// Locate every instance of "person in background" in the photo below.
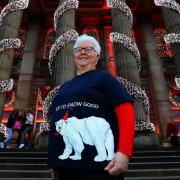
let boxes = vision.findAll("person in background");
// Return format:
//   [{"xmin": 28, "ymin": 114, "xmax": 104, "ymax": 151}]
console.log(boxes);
[
  {"xmin": 15, "ymin": 110, "xmax": 26, "ymax": 148},
  {"xmin": 18, "ymin": 108, "xmax": 34, "ymax": 149},
  {"xmin": 167, "ymin": 122, "xmax": 179, "ymax": 147},
  {"xmin": 0, "ymin": 109, "xmax": 19, "ymax": 148},
  {"xmin": 48, "ymin": 34, "xmax": 135, "ymax": 180}
]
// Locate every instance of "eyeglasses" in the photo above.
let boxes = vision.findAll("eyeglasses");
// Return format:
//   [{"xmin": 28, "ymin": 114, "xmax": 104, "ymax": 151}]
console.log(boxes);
[{"xmin": 74, "ymin": 46, "xmax": 96, "ymax": 54}]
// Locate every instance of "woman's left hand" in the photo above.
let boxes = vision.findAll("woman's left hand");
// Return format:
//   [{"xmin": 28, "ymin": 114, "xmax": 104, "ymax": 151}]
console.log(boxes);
[{"xmin": 104, "ymin": 152, "xmax": 129, "ymax": 176}]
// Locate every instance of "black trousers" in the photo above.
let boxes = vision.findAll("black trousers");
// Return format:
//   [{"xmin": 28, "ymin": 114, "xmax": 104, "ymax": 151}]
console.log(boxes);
[{"xmin": 57, "ymin": 170, "xmax": 124, "ymax": 180}]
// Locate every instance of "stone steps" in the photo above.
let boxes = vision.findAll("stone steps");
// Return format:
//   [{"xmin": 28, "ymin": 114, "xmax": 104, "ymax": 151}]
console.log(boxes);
[
  {"xmin": 0, "ymin": 157, "xmax": 48, "ymax": 164},
  {"xmin": 125, "ymin": 177, "xmax": 180, "ymax": 180},
  {"xmin": 0, "ymin": 151, "xmax": 48, "ymax": 157},
  {"xmin": 0, "ymin": 163, "xmax": 47, "ymax": 170},
  {"xmin": 127, "ymin": 169, "xmax": 180, "ymax": 177},
  {"xmin": 0, "ymin": 147, "xmax": 179, "ymax": 179},
  {"xmin": 130, "ymin": 156, "xmax": 180, "ymax": 162},
  {"xmin": 0, "ymin": 179, "xmax": 51, "ymax": 180},
  {"xmin": 128, "ymin": 162, "xmax": 180, "ymax": 169},
  {"xmin": 0, "ymin": 162, "xmax": 180, "ymax": 171},
  {"xmin": 0, "ymin": 178, "xmax": 179, "ymax": 180},
  {"xmin": 0, "ymin": 170, "xmax": 51, "ymax": 178}
]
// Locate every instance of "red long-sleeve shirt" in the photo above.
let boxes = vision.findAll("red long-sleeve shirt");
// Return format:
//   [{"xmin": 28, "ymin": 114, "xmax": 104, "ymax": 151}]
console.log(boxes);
[{"xmin": 115, "ymin": 102, "xmax": 135, "ymax": 158}]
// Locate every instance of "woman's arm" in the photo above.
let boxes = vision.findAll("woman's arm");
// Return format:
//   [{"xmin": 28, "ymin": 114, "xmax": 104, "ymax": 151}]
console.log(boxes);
[
  {"xmin": 105, "ymin": 102, "xmax": 135, "ymax": 175},
  {"xmin": 115, "ymin": 102, "xmax": 135, "ymax": 157}
]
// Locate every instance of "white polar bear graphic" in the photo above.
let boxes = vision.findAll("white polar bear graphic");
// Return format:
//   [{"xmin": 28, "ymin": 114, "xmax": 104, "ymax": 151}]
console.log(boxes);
[{"xmin": 55, "ymin": 116, "xmax": 115, "ymax": 162}]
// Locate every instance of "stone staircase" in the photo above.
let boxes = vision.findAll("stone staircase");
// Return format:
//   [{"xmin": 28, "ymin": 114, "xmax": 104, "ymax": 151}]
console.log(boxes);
[
  {"xmin": 0, "ymin": 147, "xmax": 180, "ymax": 180},
  {"xmin": 126, "ymin": 147, "xmax": 180, "ymax": 180},
  {"xmin": 0, "ymin": 149, "xmax": 50, "ymax": 180}
]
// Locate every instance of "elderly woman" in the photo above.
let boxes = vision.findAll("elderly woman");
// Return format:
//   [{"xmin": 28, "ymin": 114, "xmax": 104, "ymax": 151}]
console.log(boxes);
[{"xmin": 48, "ymin": 34, "xmax": 135, "ymax": 180}]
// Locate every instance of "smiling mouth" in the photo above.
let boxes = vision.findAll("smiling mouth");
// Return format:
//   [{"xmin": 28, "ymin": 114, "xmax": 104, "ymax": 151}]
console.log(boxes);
[
  {"xmin": 80, "ymin": 56, "xmax": 88, "ymax": 58},
  {"xmin": 79, "ymin": 58, "xmax": 88, "ymax": 60}
]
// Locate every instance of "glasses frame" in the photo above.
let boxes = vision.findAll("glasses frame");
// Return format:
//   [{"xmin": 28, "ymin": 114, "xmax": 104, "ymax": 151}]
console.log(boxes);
[{"xmin": 74, "ymin": 46, "xmax": 96, "ymax": 54}]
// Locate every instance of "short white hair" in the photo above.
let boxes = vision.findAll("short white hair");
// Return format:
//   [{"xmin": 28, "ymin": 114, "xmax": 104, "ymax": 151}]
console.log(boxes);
[{"xmin": 74, "ymin": 34, "xmax": 101, "ymax": 55}]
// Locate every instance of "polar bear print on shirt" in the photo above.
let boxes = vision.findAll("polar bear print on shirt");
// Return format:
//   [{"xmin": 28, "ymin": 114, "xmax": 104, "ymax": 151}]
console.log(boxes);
[{"xmin": 55, "ymin": 116, "xmax": 115, "ymax": 162}]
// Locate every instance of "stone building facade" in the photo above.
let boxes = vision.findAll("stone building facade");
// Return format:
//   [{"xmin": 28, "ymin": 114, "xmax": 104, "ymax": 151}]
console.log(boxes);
[{"xmin": 0, "ymin": 0, "xmax": 179, "ymax": 145}]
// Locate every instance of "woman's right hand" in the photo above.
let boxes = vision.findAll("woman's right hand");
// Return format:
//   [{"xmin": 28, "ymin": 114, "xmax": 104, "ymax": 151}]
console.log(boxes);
[{"xmin": 104, "ymin": 152, "xmax": 129, "ymax": 176}]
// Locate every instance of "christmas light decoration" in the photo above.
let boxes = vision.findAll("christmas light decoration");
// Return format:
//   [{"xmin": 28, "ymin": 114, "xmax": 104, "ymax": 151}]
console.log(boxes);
[
  {"xmin": 106, "ymin": 0, "xmax": 133, "ymax": 27},
  {"xmin": 48, "ymin": 0, "xmax": 79, "ymax": 74},
  {"xmin": 117, "ymin": 76, "xmax": 150, "ymax": 116},
  {"xmin": 54, "ymin": 0, "xmax": 79, "ymax": 31},
  {"xmin": 110, "ymin": 32, "xmax": 141, "ymax": 71},
  {"xmin": 108, "ymin": 1, "xmax": 154, "ymax": 132},
  {"xmin": 43, "ymin": 85, "xmax": 61, "ymax": 124},
  {"xmin": 0, "ymin": 0, "xmax": 29, "ymax": 97},
  {"xmin": 5, "ymin": 91, "xmax": 15, "ymax": 107},
  {"xmin": 154, "ymin": 0, "xmax": 180, "ymax": 14},
  {"xmin": 0, "ymin": 38, "xmax": 21, "ymax": 52},
  {"xmin": 135, "ymin": 121, "xmax": 155, "ymax": 132},
  {"xmin": 41, "ymin": 0, "xmax": 79, "ymax": 134},
  {"xmin": 169, "ymin": 90, "xmax": 180, "ymax": 107},
  {"xmin": 154, "ymin": 1, "xmax": 180, "ymax": 44},
  {"xmin": 37, "ymin": 89, "xmax": 44, "ymax": 106},
  {"xmin": 175, "ymin": 74, "xmax": 180, "ymax": 88},
  {"xmin": 39, "ymin": 122, "xmax": 50, "ymax": 134},
  {"xmin": 0, "ymin": 79, "xmax": 14, "ymax": 93},
  {"xmin": 0, "ymin": 123, "xmax": 7, "ymax": 137},
  {"xmin": 0, "ymin": 0, "xmax": 29, "ymax": 26},
  {"xmin": 48, "ymin": 29, "xmax": 79, "ymax": 74},
  {"xmin": 164, "ymin": 33, "xmax": 180, "ymax": 43},
  {"xmin": 42, "ymin": 0, "xmax": 154, "ymax": 133}
]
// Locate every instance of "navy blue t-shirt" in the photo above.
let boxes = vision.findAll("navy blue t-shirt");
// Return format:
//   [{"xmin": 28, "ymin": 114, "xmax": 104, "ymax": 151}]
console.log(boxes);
[{"xmin": 48, "ymin": 70, "xmax": 133, "ymax": 171}]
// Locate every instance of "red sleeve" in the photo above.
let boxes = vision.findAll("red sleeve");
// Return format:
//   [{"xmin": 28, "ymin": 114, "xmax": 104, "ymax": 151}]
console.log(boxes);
[{"xmin": 114, "ymin": 102, "xmax": 135, "ymax": 158}]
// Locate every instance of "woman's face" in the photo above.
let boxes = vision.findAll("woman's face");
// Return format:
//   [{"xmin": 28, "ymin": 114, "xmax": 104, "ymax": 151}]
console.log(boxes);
[{"xmin": 74, "ymin": 41, "xmax": 99, "ymax": 70}]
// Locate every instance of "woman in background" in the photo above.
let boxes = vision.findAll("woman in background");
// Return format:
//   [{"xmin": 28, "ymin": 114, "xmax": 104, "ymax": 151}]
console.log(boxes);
[
  {"xmin": 15, "ymin": 110, "xmax": 26, "ymax": 148},
  {"xmin": 0, "ymin": 109, "xmax": 19, "ymax": 148},
  {"xmin": 18, "ymin": 108, "xmax": 34, "ymax": 149}
]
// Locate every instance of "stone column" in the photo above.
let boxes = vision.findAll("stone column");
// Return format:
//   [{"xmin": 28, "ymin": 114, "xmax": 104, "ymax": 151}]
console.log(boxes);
[
  {"xmin": 160, "ymin": 0, "xmax": 180, "ymax": 75},
  {"xmin": 15, "ymin": 20, "xmax": 40, "ymax": 110},
  {"xmin": 142, "ymin": 23, "xmax": 173, "ymax": 141},
  {"xmin": 52, "ymin": 0, "xmax": 76, "ymax": 87},
  {"xmin": 0, "ymin": 0, "xmax": 23, "ymax": 121},
  {"xmin": 104, "ymin": 26, "xmax": 115, "ymax": 60},
  {"xmin": 111, "ymin": 0, "xmax": 146, "ymax": 123},
  {"xmin": 103, "ymin": 26, "xmax": 116, "ymax": 76}
]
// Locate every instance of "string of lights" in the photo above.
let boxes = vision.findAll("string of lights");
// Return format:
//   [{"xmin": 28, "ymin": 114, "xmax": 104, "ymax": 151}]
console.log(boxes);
[
  {"xmin": 0, "ymin": 0, "xmax": 29, "ymax": 26},
  {"xmin": 0, "ymin": 38, "xmax": 21, "ymax": 52},
  {"xmin": 48, "ymin": 0, "xmax": 79, "ymax": 74},
  {"xmin": 110, "ymin": 32, "xmax": 141, "ymax": 71},
  {"xmin": 0, "ymin": 79, "xmax": 14, "ymax": 93},
  {"xmin": 107, "ymin": 0, "xmax": 133, "ymax": 28},
  {"xmin": 117, "ymin": 76, "xmax": 150, "ymax": 121},
  {"xmin": 54, "ymin": 0, "xmax": 79, "ymax": 31},
  {"xmin": 154, "ymin": 0, "xmax": 180, "ymax": 14},
  {"xmin": 0, "ymin": 123, "xmax": 7, "ymax": 137},
  {"xmin": 48, "ymin": 30, "xmax": 79, "ymax": 74},
  {"xmin": 42, "ymin": 85, "xmax": 61, "ymax": 126},
  {"xmin": 4, "ymin": 91, "xmax": 16, "ymax": 107},
  {"xmin": 164, "ymin": 33, "xmax": 180, "ymax": 43},
  {"xmin": 169, "ymin": 90, "xmax": 180, "ymax": 107}
]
